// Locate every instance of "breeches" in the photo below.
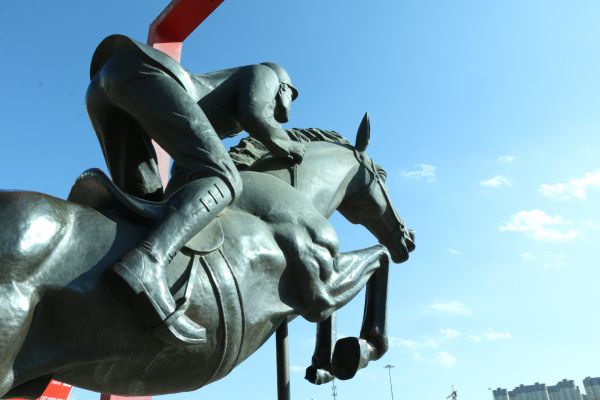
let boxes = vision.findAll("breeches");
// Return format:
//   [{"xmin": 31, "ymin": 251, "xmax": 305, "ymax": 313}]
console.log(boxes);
[{"xmin": 86, "ymin": 50, "xmax": 241, "ymax": 201}]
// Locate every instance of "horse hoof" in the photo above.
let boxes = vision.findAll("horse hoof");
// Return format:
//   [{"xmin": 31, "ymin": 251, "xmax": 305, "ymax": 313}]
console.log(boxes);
[
  {"xmin": 305, "ymin": 366, "xmax": 335, "ymax": 385},
  {"xmin": 331, "ymin": 337, "xmax": 370, "ymax": 380}
]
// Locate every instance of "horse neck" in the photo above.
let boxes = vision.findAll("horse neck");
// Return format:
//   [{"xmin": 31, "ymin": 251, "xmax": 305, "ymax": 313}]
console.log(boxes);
[{"xmin": 293, "ymin": 142, "xmax": 359, "ymax": 217}]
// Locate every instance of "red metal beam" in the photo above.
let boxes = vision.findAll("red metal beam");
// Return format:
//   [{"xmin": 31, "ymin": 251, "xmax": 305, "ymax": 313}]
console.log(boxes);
[
  {"xmin": 148, "ymin": 0, "xmax": 224, "ymax": 45},
  {"xmin": 147, "ymin": 0, "xmax": 224, "ymax": 187},
  {"xmin": 12, "ymin": 379, "xmax": 73, "ymax": 400}
]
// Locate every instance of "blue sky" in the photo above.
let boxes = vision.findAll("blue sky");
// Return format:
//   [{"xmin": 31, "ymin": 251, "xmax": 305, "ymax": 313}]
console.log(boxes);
[{"xmin": 1, "ymin": 1, "xmax": 600, "ymax": 400}]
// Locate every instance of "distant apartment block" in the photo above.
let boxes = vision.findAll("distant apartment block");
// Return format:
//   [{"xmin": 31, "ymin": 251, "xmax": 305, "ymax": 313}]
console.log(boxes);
[
  {"xmin": 583, "ymin": 377, "xmax": 600, "ymax": 400},
  {"xmin": 494, "ymin": 378, "xmax": 598, "ymax": 400},
  {"xmin": 493, "ymin": 388, "xmax": 510, "ymax": 400},
  {"xmin": 547, "ymin": 379, "xmax": 583, "ymax": 400},
  {"xmin": 508, "ymin": 382, "xmax": 550, "ymax": 400}
]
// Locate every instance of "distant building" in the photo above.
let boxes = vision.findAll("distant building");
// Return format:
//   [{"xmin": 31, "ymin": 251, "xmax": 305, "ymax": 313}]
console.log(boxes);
[
  {"xmin": 547, "ymin": 379, "xmax": 583, "ymax": 400},
  {"xmin": 583, "ymin": 377, "xmax": 600, "ymax": 400},
  {"xmin": 508, "ymin": 383, "xmax": 550, "ymax": 400},
  {"xmin": 494, "ymin": 388, "xmax": 510, "ymax": 400},
  {"xmin": 494, "ymin": 377, "xmax": 600, "ymax": 400}
]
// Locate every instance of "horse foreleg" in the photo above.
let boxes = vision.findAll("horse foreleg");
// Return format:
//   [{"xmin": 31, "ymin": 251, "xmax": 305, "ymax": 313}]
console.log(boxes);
[
  {"xmin": 304, "ymin": 314, "xmax": 336, "ymax": 385},
  {"xmin": 331, "ymin": 259, "xmax": 389, "ymax": 380},
  {"xmin": 299, "ymin": 244, "xmax": 388, "ymax": 381},
  {"xmin": 297, "ymin": 242, "xmax": 387, "ymax": 322}
]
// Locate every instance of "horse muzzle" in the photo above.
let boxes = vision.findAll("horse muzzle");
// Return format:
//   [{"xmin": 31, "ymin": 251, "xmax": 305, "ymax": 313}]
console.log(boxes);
[{"xmin": 381, "ymin": 227, "xmax": 415, "ymax": 264}]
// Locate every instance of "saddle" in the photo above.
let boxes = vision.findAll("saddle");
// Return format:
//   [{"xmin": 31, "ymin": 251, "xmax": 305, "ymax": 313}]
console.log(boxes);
[{"xmin": 67, "ymin": 168, "xmax": 224, "ymax": 254}]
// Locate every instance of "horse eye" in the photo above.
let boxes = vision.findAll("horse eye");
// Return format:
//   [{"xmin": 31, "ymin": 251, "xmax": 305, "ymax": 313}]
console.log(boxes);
[{"xmin": 375, "ymin": 166, "xmax": 387, "ymax": 182}]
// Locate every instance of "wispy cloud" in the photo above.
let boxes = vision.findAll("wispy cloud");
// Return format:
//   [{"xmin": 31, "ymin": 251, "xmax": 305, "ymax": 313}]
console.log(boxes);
[
  {"xmin": 469, "ymin": 329, "xmax": 512, "ymax": 342},
  {"xmin": 430, "ymin": 301, "xmax": 472, "ymax": 316},
  {"xmin": 434, "ymin": 351, "xmax": 457, "ymax": 367},
  {"xmin": 440, "ymin": 328, "xmax": 461, "ymax": 339},
  {"xmin": 481, "ymin": 175, "xmax": 511, "ymax": 188},
  {"xmin": 498, "ymin": 155, "xmax": 516, "ymax": 164},
  {"xmin": 411, "ymin": 350, "xmax": 457, "ymax": 368},
  {"xmin": 483, "ymin": 329, "xmax": 512, "ymax": 341},
  {"xmin": 521, "ymin": 251, "xmax": 566, "ymax": 269},
  {"xmin": 401, "ymin": 163, "xmax": 436, "ymax": 183},
  {"xmin": 499, "ymin": 209, "xmax": 579, "ymax": 243},
  {"xmin": 539, "ymin": 170, "xmax": 600, "ymax": 201},
  {"xmin": 389, "ymin": 336, "xmax": 439, "ymax": 349},
  {"xmin": 447, "ymin": 248, "xmax": 461, "ymax": 256}
]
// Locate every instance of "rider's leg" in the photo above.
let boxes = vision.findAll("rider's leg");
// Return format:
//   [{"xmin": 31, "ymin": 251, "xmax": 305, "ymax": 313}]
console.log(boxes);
[
  {"xmin": 89, "ymin": 50, "xmax": 242, "ymax": 344},
  {"xmin": 109, "ymin": 175, "xmax": 233, "ymax": 345}
]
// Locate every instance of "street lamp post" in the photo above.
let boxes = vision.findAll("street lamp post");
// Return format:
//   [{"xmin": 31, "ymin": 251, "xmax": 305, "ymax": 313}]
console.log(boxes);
[{"xmin": 384, "ymin": 364, "xmax": 395, "ymax": 400}]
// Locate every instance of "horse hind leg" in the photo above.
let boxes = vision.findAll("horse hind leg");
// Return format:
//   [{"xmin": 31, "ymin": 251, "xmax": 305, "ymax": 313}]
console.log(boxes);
[
  {"xmin": 305, "ymin": 314, "xmax": 336, "ymax": 385},
  {"xmin": 0, "ymin": 282, "xmax": 39, "ymax": 397},
  {"xmin": 0, "ymin": 194, "xmax": 66, "ymax": 396}
]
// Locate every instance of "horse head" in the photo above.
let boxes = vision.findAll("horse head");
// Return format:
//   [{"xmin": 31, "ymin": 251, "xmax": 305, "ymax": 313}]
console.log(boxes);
[{"xmin": 337, "ymin": 113, "xmax": 416, "ymax": 263}]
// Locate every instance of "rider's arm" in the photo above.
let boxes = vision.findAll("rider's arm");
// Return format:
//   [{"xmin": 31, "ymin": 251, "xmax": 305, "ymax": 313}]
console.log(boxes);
[{"xmin": 236, "ymin": 65, "xmax": 297, "ymax": 158}]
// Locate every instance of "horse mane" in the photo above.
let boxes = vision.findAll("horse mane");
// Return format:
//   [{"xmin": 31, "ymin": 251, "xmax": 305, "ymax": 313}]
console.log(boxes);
[{"xmin": 229, "ymin": 128, "xmax": 352, "ymax": 169}]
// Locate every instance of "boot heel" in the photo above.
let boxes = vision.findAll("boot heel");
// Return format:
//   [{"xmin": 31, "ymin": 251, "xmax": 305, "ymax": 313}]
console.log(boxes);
[{"xmin": 107, "ymin": 260, "xmax": 146, "ymax": 299}]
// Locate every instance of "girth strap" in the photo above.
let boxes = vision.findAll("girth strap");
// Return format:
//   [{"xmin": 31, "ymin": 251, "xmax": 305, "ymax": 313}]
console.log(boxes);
[{"xmin": 201, "ymin": 249, "xmax": 245, "ymax": 383}]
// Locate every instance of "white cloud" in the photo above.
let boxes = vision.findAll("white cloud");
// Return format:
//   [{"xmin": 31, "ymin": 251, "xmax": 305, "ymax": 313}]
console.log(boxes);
[
  {"xmin": 521, "ymin": 251, "xmax": 566, "ymax": 269},
  {"xmin": 498, "ymin": 155, "xmax": 516, "ymax": 164},
  {"xmin": 440, "ymin": 328, "xmax": 461, "ymax": 339},
  {"xmin": 410, "ymin": 350, "xmax": 456, "ymax": 368},
  {"xmin": 520, "ymin": 251, "xmax": 535, "ymax": 262},
  {"xmin": 467, "ymin": 334, "xmax": 482, "ymax": 343},
  {"xmin": 468, "ymin": 329, "xmax": 512, "ymax": 342},
  {"xmin": 499, "ymin": 209, "xmax": 579, "ymax": 243},
  {"xmin": 481, "ymin": 175, "xmax": 511, "ymax": 188},
  {"xmin": 539, "ymin": 170, "xmax": 600, "ymax": 201},
  {"xmin": 389, "ymin": 336, "xmax": 439, "ymax": 349},
  {"xmin": 434, "ymin": 351, "xmax": 457, "ymax": 367},
  {"xmin": 447, "ymin": 248, "xmax": 461, "ymax": 256},
  {"xmin": 430, "ymin": 301, "xmax": 472, "ymax": 316},
  {"xmin": 483, "ymin": 329, "xmax": 512, "ymax": 341},
  {"xmin": 401, "ymin": 163, "xmax": 436, "ymax": 183}
]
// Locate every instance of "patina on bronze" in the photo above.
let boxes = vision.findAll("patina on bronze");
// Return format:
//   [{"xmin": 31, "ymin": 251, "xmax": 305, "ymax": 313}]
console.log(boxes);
[{"xmin": 0, "ymin": 116, "xmax": 414, "ymax": 398}]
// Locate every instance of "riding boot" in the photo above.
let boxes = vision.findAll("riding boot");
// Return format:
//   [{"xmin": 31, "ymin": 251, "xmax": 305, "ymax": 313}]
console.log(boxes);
[{"xmin": 107, "ymin": 176, "xmax": 233, "ymax": 345}]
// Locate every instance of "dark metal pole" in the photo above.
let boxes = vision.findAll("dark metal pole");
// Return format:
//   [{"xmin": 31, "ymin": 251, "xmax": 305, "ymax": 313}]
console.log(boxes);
[
  {"xmin": 384, "ymin": 364, "xmax": 395, "ymax": 400},
  {"xmin": 276, "ymin": 321, "xmax": 290, "ymax": 400}
]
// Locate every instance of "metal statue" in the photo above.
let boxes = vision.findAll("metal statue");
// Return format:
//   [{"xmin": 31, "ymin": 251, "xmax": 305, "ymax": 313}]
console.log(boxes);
[{"xmin": 0, "ymin": 118, "xmax": 414, "ymax": 398}]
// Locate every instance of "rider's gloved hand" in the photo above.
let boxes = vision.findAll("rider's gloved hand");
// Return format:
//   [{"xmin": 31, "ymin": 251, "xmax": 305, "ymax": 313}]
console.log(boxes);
[{"xmin": 287, "ymin": 142, "xmax": 305, "ymax": 164}]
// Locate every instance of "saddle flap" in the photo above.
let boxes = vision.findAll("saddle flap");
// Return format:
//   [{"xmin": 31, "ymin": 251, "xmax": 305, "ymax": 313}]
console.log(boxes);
[{"xmin": 183, "ymin": 217, "xmax": 224, "ymax": 254}]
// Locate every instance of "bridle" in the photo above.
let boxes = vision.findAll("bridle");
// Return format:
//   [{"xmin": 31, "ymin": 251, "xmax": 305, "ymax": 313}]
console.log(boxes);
[{"xmin": 345, "ymin": 149, "xmax": 412, "ymax": 252}]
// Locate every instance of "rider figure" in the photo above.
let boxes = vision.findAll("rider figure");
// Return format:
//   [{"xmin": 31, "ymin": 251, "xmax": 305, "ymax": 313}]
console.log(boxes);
[{"xmin": 86, "ymin": 34, "xmax": 304, "ymax": 345}]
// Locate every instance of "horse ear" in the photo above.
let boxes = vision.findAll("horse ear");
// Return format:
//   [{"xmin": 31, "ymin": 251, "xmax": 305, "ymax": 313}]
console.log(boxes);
[{"xmin": 355, "ymin": 112, "xmax": 370, "ymax": 152}]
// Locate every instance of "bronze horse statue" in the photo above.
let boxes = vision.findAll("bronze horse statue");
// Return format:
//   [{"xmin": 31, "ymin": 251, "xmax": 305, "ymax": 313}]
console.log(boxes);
[{"xmin": 0, "ymin": 116, "xmax": 414, "ymax": 398}]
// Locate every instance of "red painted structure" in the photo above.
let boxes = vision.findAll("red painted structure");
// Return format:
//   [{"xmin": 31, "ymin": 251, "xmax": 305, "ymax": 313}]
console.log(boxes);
[
  {"xmin": 147, "ymin": 0, "xmax": 224, "ymax": 187},
  {"xmin": 99, "ymin": 394, "xmax": 150, "ymax": 400},
  {"xmin": 38, "ymin": 381, "xmax": 73, "ymax": 400},
  {"xmin": 13, "ymin": 380, "xmax": 73, "ymax": 400}
]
